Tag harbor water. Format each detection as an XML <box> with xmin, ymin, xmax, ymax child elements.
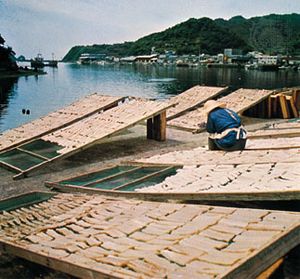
<box><xmin>1</xmin><ymin>63</ymin><xmax>300</xmax><ymax>132</ymax></box>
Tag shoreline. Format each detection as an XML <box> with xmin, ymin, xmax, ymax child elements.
<box><xmin>0</xmin><ymin>69</ymin><xmax>46</xmax><ymax>79</ymax></box>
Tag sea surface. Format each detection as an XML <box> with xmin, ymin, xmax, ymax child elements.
<box><xmin>1</xmin><ymin>63</ymin><xmax>300</xmax><ymax>132</ymax></box>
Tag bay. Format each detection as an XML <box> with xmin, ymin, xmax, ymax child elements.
<box><xmin>0</xmin><ymin>63</ymin><xmax>300</xmax><ymax>132</ymax></box>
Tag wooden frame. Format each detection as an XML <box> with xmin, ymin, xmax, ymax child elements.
<box><xmin>45</xmin><ymin>162</ymin><xmax>300</xmax><ymax>202</ymax></box>
<box><xmin>222</xmin><ymin>226</ymin><xmax>300</xmax><ymax>278</ymax></box>
<box><xmin>166</xmin><ymin>85</ymin><xmax>228</xmax><ymax>120</ymax></box>
<box><xmin>248</xmin><ymin>128</ymin><xmax>300</xmax><ymax>139</ymax></box>
<box><xmin>167</xmin><ymin>88</ymin><xmax>274</xmax><ymax>133</ymax></box>
<box><xmin>0</xmin><ymin>192</ymin><xmax>299</xmax><ymax>279</ymax></box>
<box><xmin>0</xmin><ymin>94</ymin><xmax>126</xmax><ymax>153</ymax></box>
<box><xmin>0</xmin><ymin>191</ymin><xmax>55</xmax><ymax>211</ymax></box>
<box><xmin>0</xmin><ymin>100</ymin><xmax>173</xmax><ymax>179</ymax></box>
<box><xmin>46</xmin><ymin>181</ymin><xmax>300</xmax><ymax>202</ymax></box>
<box><xmin>46</xmin><ymin>163</ymin><xmax>178</xmax><ymax>193</ymax></box>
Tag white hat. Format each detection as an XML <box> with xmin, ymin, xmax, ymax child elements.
<box><xmin>203</xmin><ymin>100</ymin><xmax>226</xmax><ymax>115</ymax></box>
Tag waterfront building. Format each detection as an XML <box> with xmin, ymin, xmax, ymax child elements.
<box><xmin>224</xmin><ymin>48</ymin><xmax>250</xmax><ymax>64</ymax></box>
<box><xmin>135</xmin><ymin>54</ymin><xmax>159</xmax><ymax>63</ymax></box>
<box><xmin>78</xmin><ymin>53</ymin><xmax>106</xmax><ymax>64</ymax></box>
<box><xmin>256</xmin><ymin>55</ymin><xmax>278</xmax><ymax>65</ymax></box>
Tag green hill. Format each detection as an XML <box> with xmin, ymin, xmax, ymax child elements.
<box><xmin>62</xmin><ymin>13</ymin><xmax>300</xmax><ymax>62</ymax></box>
<box><xmin>215</xmin><ymin>13</ymin><xmax>300</xmax><ymax>55</ymax></box>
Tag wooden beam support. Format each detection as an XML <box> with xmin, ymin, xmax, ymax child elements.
<box><xmin>257</xmin><ymin>258</ymin><xmax>284</xmax><ymax>279</ymax></box>
<box><xmin>279</xmin><ymin>95</ymin><xmax>290</xmax><ymax>119</ymax></box>
<box><xmin>292</xmin><ymin>89</ymin><xmax>300</xmax><ymax>110</ymax></box>
<box><xmin>271</xmin><ymin>95</ymin><xmax>279</xmax><ymax>118</ymax></box>
<box><xmin>153</xmin><ymin>111</ymin><xmax>166</xmax><ymax>141</ymax></box>
<box><xmin>147</xmin><ymin>111</ymin><xmax>167</xmax><ymax>141</ymax></box>
<box><xmin>146</xmin><ymin>117</ymin><xmax>154</xmax><ymax>139</ymax></box>
<box><xmin>286</xmin><ymin>96</ymin><xmax>299</xmax><ymax>118</ymax></box>
<box><xmin>267</xmin><ymin>96</ymin><xmax>272</xmax><ymax>118</ymax></box>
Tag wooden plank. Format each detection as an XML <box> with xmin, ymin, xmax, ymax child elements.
<box><xmin>0</xmin><ymin>159</ymin><xmax>24</xmax><ymax>173</ymax></box>
<box><xmin>0</xmin><ymin>94</ymin><xmax>126</xmax><ymax>152</ymax></box>
<box><xmin>153</xmin><ymin>111</ymin><xmax>166</xmax><ymax>141</ymax></box>
<box><xmin>292</xmin><ymin>89</ymin><xmax>300</xmax><ymax>110</ymax></box>
<box><xmin>279</xmin><ymin>95</ymin><xmax>290</xmax><ymax>119</ymax></box>
<box><xmin>0</xmin><ymin>193</ymin><xmax>299</xmax><ymax>278</ymax></box>
<box><xmin>267</xmin><ymin>96</ymin><xmax>272</xmax><ymax>118</ymax></box>
<box><xmin>247</xmin><ymin>137</ymin><xmax>300</xmax><ymax>150</ymax></box>
<box><xmin>248</xmin><ymin>128</ymin><xmax>300</xmax><ymax>138</ymax></box>
<box><xmin>271</xmin><ymin>95</ymin><xmax>279</xmax><ymax>118</ymax></box>
<box><xmin>257</xmin><ymin>258</ymin><xmax>284</xmax><ymax>279</ymax></box>
<box><xmin>269</xmin><ymin>121</ymin><xmax>300</xmax><ymax>129</ymax></box>
<box><xmin>286</xmin><ymin>96</ymin><xmax>299</xmax><ymax>118</ymax></box>
<box><xmin>146</xmin><ymin>118</ymin><xmax>154</xmax><ymax>139</ymax></box>
<box><xmin>47</xmin><ymin>182</ymin><xmax>300</xmax><ymax>202</ymax></box>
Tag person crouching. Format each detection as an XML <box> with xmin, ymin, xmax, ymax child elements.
<box><xmin>203</xmin><ymin>100</ymin><xmax>247</xmax><ymax>151</ymax></box>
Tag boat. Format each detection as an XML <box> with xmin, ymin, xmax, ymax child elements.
<box><xmin>30</xmin><ymin>53</ymin><xmax>58</xmax><ymax>68</ymax></box>
<box><xmin>30</xmin><ymin>53</ymin><xmax>44</xmax><ymax>68</ymax></box>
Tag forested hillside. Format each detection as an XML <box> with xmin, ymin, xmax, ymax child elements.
<box><xmin>63</xmin><ymin>13</ymin><xmax>300</xmax><ymax>62</ymax></box>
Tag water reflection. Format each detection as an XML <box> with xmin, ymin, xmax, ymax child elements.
<box><xmin>0</xmin><ymin>77</ymin><xmax>18</xmax><ymax>125</ymax></box>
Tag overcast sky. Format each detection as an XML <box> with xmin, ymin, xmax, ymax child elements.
<box><xmin>1</xmin><ymin>0</ymin><xmax>300</xmax><ymax>59</ymax></box>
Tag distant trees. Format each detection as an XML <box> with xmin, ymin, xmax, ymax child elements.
<box><xmin>0</xmin><ymin>34</ymin><xmax>18</xmax><ymax>71</ymax></box>
<box><xmin>63</xmin><ymin>13</ymin><xmax>300</xmax><ymax>62</ymax></box>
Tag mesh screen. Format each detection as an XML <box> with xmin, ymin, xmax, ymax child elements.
<box><xmin>0</xmin><ymin>149</ymin><xmax>46</xmax><ymax>171</ymax></box>
<box><xmin>119</xmin><ymin>167</ymin><xmax>179</xmax><ymax>191</ymax></box>
<box><xmin>91</xmin><ymin>167</ymin><xmax>167</xmax><ymax>190</ymax></box>
<box><xmin>20</xmin><ymin>139</ymin><xmax>63</xmax><ymax>159</ymax></box>
<box><xmin>0</xmin><ymin>192</ymin><xmax>55</xmax><ymax>211</ymax></box>
<box><xmin>60</xmin><ymin>166</ymin><xmax>137</xmax><ymax>186</ymax></box>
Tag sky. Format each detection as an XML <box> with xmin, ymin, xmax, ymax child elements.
<box><xmin>1</xmin><ymin>0</ymin><xmax>300</xmax><ymax>60</ymax></box>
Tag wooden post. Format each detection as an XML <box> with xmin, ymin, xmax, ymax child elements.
<box><xmin>257</xmin><ymin>258</ymin><xmax>284</xmax><ymax>279</ymax></box>
<box><xmin>267</xmin><ymin>96</ymin><xmax>272</xmax><ymax>118</ymax></box>
<box><xmin>147</xmin><ymin>118</ymin><xmax>154</xmax><ymax>139</ymax></box>
<box><xmin>286</xmin><ymin>96</ymin><xmax>299</xmax><ymax>118</ymax></box>
<box><xmin>272</xmin><ymin>95</ymin><xmax>279</xmax><ymax>118</ymax></box>
<box><xmin>153</xmin><ymin>111</ymin><xmax>166</xmax><ymax>141</ymax></box>
<box><xmin>292</xmin><ymin>89</ymin><xmax>300</xmax><ymax>110</ymax></box>
<box><xmin>279</xmin><ymin>95</ymin><xmax>290</xmax><ymax>119</ymax></box>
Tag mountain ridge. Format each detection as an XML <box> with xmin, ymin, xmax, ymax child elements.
<box><xmin>62</xmin><ymin>13</ymin><xmax>300</xmax><ymax>62</ymax></box>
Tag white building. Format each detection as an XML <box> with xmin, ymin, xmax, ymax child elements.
<box><xmin>252</xmin><ymin>53</ymin><xmax>278</xmax><ymax>65</ymax></box>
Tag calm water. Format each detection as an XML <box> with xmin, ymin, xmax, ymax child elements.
<box><xmin>1</xmin><ymin>63</ymin><xmax>300</xmax><ymax>132</ymax></box>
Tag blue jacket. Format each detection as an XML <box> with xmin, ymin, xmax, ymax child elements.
<box><xmin>206</xmin><ymin>108</ymin><xmax>242</xmax><ymax>148</ymax></box>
